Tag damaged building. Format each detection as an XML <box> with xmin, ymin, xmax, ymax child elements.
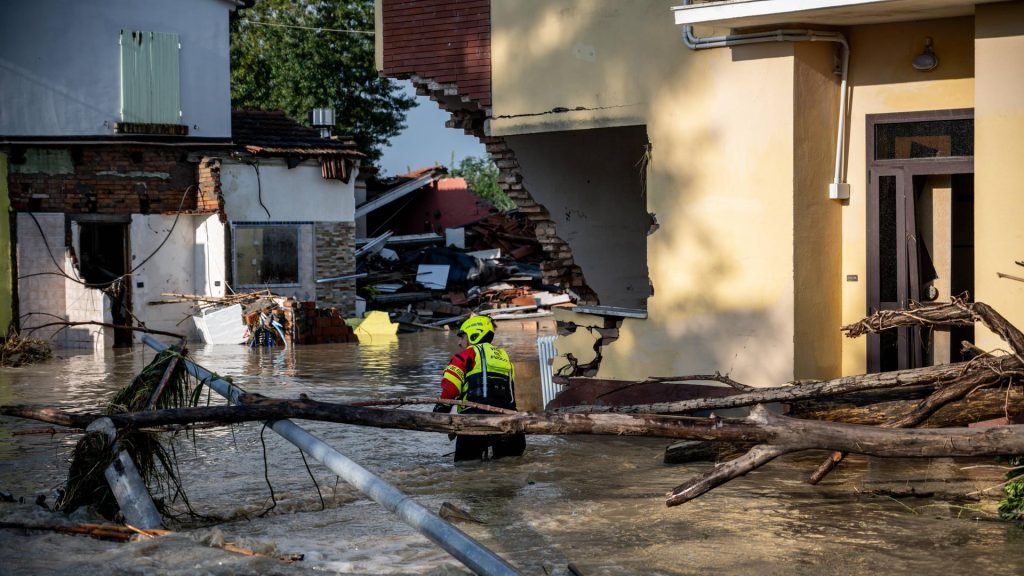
<box><xmin>0</xmin><ymin>0</ymin><xmax>364</xmax><ymax>349</ymax></box>
<box><xmin>376</xmin><ymin>0</ymin><xmax>1024</xmax><ymax>389</ymax></box>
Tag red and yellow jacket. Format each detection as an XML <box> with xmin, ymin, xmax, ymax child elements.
<box><xmin>441</xmin><ymin>343</ymin><xmax>516</xmax><ymax>411</ymax></box>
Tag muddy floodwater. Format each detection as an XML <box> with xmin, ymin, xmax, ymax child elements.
<box><xmin>1</xmin><ymin>330</ymin><xmax>1023</xmax><ymax>575</ymax></box>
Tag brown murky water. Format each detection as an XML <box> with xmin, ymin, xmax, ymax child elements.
<box><xmin>1</xmin><ymin>330</ymin><xmax>1022</xmax><ymax>575</ymax></box>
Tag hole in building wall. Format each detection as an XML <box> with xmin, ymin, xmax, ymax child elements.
<box><xmin>506</xmin><ymin>125</ymin><xmax>652</xmax><ymax>311</ymax></box>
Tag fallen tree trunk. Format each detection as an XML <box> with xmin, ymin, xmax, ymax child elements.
<box><xmin>10</xmin><ymin>398</ymin><xmax>1024</xmax><ymax>457</ymax></box>
<box><xmin>9</xmin><ymin>400</ymin><xmax>1024</xmax><ymax>508</ymax></box>
<box><xmin>789</xmin><ymin>385</ymin><xmax>1024</xmax><ymax>427</ymax></box>
<box><xmin>555</xmin><ymin>355</ymin><xmax>1023</xmax><ymax>414</ymax></box>
<box><xmin>807</xmin><ymin>299</ymin><xmax>1024</xmax><ymax>484</ymax></box>
<box><xmin>806</xmin><ymin>369</ymin><xmax>997</xmax><ymax>484</ymax></box>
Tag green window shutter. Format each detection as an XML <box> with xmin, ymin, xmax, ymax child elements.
<box><xmin>120</xmin><ymin>30</ymin><xmax>180</xmax><ymax>124</ymax></box>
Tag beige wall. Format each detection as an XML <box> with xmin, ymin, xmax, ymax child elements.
<box><xmin>492</xmin><ymin>2</ymin><xmax>1012</xmax><ymax>383</ymax></box>
<box><xmin>493</xmin><ymin>1</ymin><xmax>801</xmax><ymax>386</ymax></box>
<box><xmin>793</xmin><ymin>42</ymin><xmax>844</xmax><ymax>380</ymax></box>
<box><xmin>974</xmin><ymin>2</ymin><xmax>1024</xmax><ymax>351</ymax></box>
<box><xmin>840</xmin><ymin>17</ymin><xmax>975</xmax><ymax>374</ymax></box>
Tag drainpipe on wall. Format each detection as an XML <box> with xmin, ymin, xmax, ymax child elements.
<box><xmin>679</xmin><ymin>4</ymin><xmax>851</xmax><ymax>201</ymax></box>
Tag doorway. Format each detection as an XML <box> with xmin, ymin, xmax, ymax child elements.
<box><xmin>867</xmin><ymin>109</ymin><xmax>974</xmax><ymax>372</ymax></box>
<box><xmin>75</xmin><ymin>218</ymin><xmax>133</xmax><ymax>347</ymax></box>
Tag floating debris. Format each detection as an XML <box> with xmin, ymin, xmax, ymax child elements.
<box><xmin>0</xmin><ymin>330</ymin><xmax>52</xmax><ymax>367</ymax></box>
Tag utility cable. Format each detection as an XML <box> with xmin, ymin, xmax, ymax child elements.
<box><xmin>238</xmin><ymin>18</ymin><xmax>374</xmax><ymax>35</ymax></box>
<box><xmin>299</xmin><ymin>448</ymin><xmax>326</xmax><ymax>511</ymax></box>
<box><xmin>248</xmin><ymin>161</ymin><xmax>272</xmax><ymax>220</ymax></box>
<box><xmin>257</xmin><ymin>423</ymin><xmax>278</xmax><ymax>517</ymax></box>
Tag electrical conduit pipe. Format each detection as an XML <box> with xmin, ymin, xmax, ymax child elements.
<box><xmin>142</xmin><ymin>335</ymin><xmax>522</xmax><ymax>576</ymax></box>
<box><xmin>680</xmin><ymin>2</ymin><xmax>850</xmax><ymax>199</ymax></box>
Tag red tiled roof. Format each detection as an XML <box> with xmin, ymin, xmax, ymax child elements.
<box><xmin>437</xmin><ymin>177</ymin><xmax>468</xmax><ymax>192</ymax></box>
<box><xmin>400</xmin><ymin>165</ymin><xmax>447</xmax><ymax>179</ymax></box>
<box><xmin>231</xmin><ymin>110</ymin><xmax>365</xmax><ymax>158</ymax></box>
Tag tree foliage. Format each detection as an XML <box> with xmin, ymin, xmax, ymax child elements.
<box><xmin>230</xmin><ymin>0</ymin><xmax>415</xmax><ymax>162</ymax></box>
<box><xmin>450</xmin><ymin>156</ymin><xmax>514</xmax><ymax>212</ymax></box>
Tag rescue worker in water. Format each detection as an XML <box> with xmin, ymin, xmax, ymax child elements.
<box><xmin>434</xmin><ymin>315</ymin><xmax>526</xmax><ymax>461</ymax></box>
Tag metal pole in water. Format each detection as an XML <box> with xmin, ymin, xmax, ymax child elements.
<box><xmin>87</xmin><ymin>417</ymin><xmax>163</xmax><ymax>529</ymax></box>
<box><xmin>143</xmin><ymin>336</ymin><xmax>522</xmax><ymax>576</ymax></box>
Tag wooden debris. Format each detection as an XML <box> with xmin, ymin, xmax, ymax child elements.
<box><xmin>0</xmin><ymin>521</ymin><xmax>303</xmax><ymax>562</ymax></box>
<box><xmin>0</xmin><ymin>329</ymin><xmax>52</xmax><ymax>367</ymax></box>
<box><xmin>439</xmin><ymin>502</ymin><xmax>485</xmax><ymax>524</ymax></box>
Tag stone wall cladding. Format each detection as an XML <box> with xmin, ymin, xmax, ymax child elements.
<box><xmin>7</xmin><ymin>145</ymin><xmax>206</xmax><ymax>214</ymax></box>
<box><xmin>315</xmin><ymin>221</ymin><xmax>357</xmax><ymax>314</ymax></box>
<box><xmin>380</xmin><ymin>0</ymin><xmax>594</xmax><ymax>301</ymax></box>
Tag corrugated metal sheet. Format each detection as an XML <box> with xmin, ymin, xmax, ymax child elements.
<box><xmin>120</xmin><ymin>30</ymin><xmax>180</xmax><ymax>124</ymax></box>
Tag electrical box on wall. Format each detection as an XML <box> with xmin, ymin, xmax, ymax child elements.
<box><xmin>829</xmin><ymin>182</ymin><xmax>850</xmax><ymax>200</ymax></box>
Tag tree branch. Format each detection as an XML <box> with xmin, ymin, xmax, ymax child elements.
<box><xmin>642</xmin><ymin>371</ymin><xmax>754</xmax><ymax>392</ymax></box>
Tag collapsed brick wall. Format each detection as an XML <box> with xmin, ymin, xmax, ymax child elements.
<box><xmin>197</xmin><ymin>157</ymin><xmax>226</xmax><ymax>218</ymax></box>
<box><xmin>315</xmin><ymin>221</ymin><xmax>357</xmax><ymax>314</ymax></box>
<box><xmin>6</xmin><ymin>145</ymin><xmax>208</xmax><ymax>214</ymax></box>
<box><xmin>380</xmin><ymin>0</ymin><xmax>595</xmax><ymax>301</ymax></box>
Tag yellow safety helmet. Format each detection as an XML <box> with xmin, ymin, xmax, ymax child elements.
<box><xmin>458</xmin><ymin>315</ymin><xmax>495</xmax><ymax>345</ymax></box>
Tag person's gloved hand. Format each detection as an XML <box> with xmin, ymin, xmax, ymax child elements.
<box><xmin>432</xmin><ymin>403</ymin><xmax>450</xmax><ymax>413</ymax></box>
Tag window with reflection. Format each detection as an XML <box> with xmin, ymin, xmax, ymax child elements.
<box><xmin>234</xmin><ymin>224</ymin><xmax>300</xmax><ymax>286</ymax></box>
<box><xmin>874</xmin><ymin>119</ymin><xmax>973</xmax><ymax>160</ymax></box>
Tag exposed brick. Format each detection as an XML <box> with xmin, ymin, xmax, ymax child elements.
<box><xmin>8</xmin><ymin>145</ymin><xmax>205</xmax><ymax>215</ymax></box>
<box><xmin>381</xmin><ymin>0</ymin><xmax>491</xmax><ymax>107</ymax></box>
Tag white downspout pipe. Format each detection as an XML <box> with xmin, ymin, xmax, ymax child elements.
<box><xmin>680</xmin><ymin>7</ymin><xmax>850</xmax><ymax>200</ymax></box>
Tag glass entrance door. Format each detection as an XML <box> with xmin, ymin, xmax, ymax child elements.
<box><xmin>866</xmin><ymin>110</ymin><xmax>974</xmax><ymax>373</ymax></box>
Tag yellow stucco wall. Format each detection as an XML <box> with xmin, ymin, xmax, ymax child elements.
<box><xmin>491</xmin><ymin>4</ymin><xmax>1003</xmax><ymax>382</ymax></box>
<box><xmin>0</xmin><ymin>152</ymin><xmax>10</xmax><ymax>337</ymax></box>
<box><xmin>840</xmin><ymin>18</ymin><xmax>975</xmax><ymax>374</ymax></box>
<box><xmin>492</xmin><ymin>1</ymin><xmax>800</xmax><ymax>386</ymax></box>
<box><xmin>793</xmin><ymin>43</ymin><xmax>843</xmax><ymax>380</ymax></box>
<box><xmin>975</xmin><ymin>2</ymin><xmax>1024</xmax><ymax>350</ymax></box>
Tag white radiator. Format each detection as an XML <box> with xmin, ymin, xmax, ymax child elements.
<box><xmin>536</xmin><ymin>335</ymin><xmax>559</xmax><ymax>409</ymax></box>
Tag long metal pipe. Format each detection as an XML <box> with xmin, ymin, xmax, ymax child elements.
<box><xmin>680</xmin><ymin>4</ymin><xmax>850</xmax><ymax>194</ymax></box>
<box><xmin>143</xmin><ymin>336</ymin><xmax>522</xmax><ymax>576</ymax></box>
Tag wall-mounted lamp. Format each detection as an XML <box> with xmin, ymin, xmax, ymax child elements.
<box><xmin>912</xmin><ymin>37</ymin><xmax>938</xmax><ymax>71</ymax></box>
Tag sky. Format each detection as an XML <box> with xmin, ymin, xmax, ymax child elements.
<box><xmin>377</xmin><ymin>83</ymin><xmax>486</xmax><ymax>177</ymax></box>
